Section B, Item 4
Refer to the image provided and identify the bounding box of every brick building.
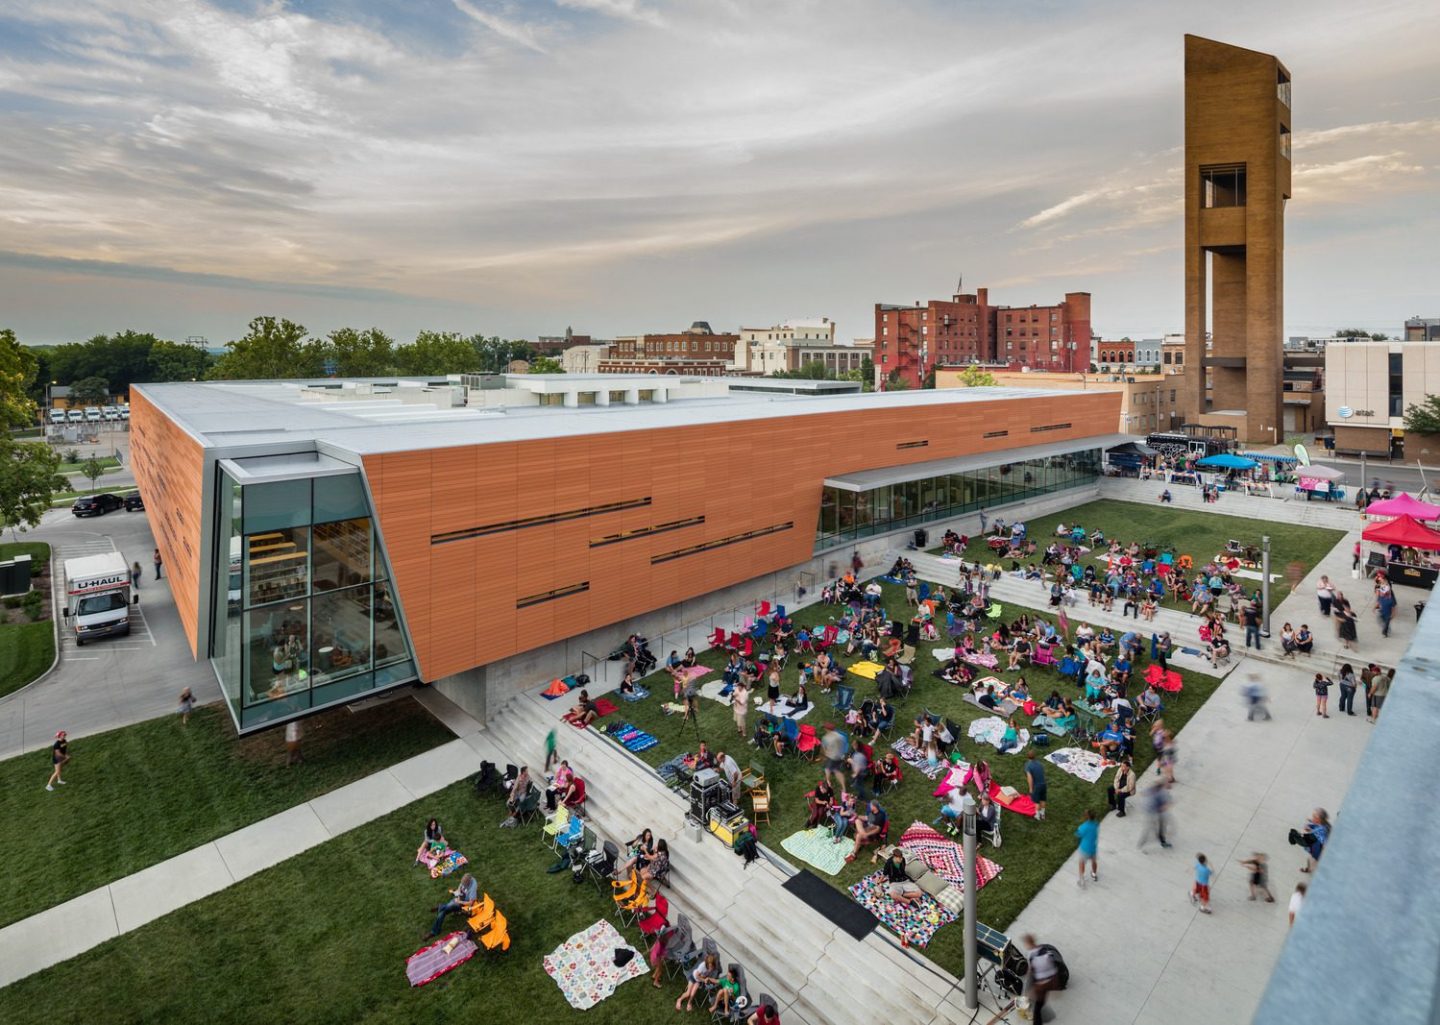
[610,321,742,367]
[873,286,1092,388]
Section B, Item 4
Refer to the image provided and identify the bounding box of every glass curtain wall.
[815,449,1101,550]
[210,468,417,730]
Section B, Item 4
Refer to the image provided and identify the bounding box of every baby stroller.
[631,638,657,675]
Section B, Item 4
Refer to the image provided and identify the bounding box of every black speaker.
[689,769,725,820]
[914,528,928,547]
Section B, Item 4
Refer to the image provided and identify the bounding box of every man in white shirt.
[717,750,741,805]
[1288,882,1306,927]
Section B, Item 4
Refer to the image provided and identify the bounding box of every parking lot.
[0,500,220,759]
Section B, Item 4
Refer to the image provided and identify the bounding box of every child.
[1239,852,1275,902]
[1191,853,1213,913]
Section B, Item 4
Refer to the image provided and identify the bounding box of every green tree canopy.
[394,331,483,375]
[527,355,564,374]
[0,329,39,428]
[320,327,397,377]
[473,337,537,374]
[1335,328,1388,341]
[148,340,215,382]
[70,376,111,406]
[841,358,875,392]
[772,361,835,380]
[957,363,998,387]
[0,438,64,540]
[1403,396,1440,434]
[209,317,321,380]
[47,330,157,392]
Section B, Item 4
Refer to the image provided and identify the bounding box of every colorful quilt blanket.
[543,919,647,1010]
[406,931,477,987]
[1045,747,1111,784]
[780,827,850,876]
[962,651,999,669]
[848,870,957,948]
[891,738,944,779]
[967,716,1030,753]
[417,845,469,879]
[601,722,659,753]
[898,822,1002,891]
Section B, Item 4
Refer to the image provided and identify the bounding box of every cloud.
[449,0,549,53]
[1293,152,1428,202]
[555,0,663,27]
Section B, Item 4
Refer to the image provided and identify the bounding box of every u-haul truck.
[62,552,135,645]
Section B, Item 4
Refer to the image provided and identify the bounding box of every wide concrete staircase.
[475,683,982,1025]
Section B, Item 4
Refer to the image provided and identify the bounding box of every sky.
[0,0,1437,347]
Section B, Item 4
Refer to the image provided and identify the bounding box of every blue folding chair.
[832,685,855,713]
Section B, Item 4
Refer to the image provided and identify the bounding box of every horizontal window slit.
[432,497,651,544]
[590,516,705,548]
[516,581,590,609]
[651,523,793,565]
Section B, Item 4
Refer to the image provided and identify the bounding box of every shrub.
[21,589,43,621]
[62,448,79,464]
[2,594,21,609]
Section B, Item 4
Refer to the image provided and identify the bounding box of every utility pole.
[1261,535,1272,637]
[962,793,978,1009]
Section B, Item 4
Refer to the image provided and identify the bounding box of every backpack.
[1036,944,1069,990]
[733,825,759,867]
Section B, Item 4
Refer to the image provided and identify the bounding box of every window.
[1389,352,1404,418]
[1280,125,1291,159]
[1201,164,1247,208]
[1277,70,1291,108]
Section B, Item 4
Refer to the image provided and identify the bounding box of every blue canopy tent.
[1195,453,1259,471]
[1240,452,1298,465]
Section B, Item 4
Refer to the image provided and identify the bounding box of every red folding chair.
[637,893,670,939]
[756,601,772,618]
[708,627,727,648]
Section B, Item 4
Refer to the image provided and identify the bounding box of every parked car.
[102,406,120,421]
[119,408,131,420]
[123,492,144,511]
[66,409,84,423]
[84,407,102,422]
[72,493,124,517]
[47,409,65,423]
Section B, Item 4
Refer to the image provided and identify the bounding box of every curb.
[0,544,64,717]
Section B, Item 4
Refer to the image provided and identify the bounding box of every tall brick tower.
[1182,35,1291,444]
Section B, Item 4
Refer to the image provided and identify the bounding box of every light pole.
[1260,534,1272,637]
[962,793,978,1009]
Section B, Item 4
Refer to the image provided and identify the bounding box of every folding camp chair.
[589,840,619,892]
[780,717,801,751]
[514,786,541,825]
[742,762,766,792]
[708,627,727,648]
[480,911,510,952]
[832,685,855,713]
[616,880,650,927]
[796,723,820,761]
[542,805,570,847]
[550,815,584,853]
[756,601,772,618]
[751,619,769,642]
[464,893,495,934]
[664,915,699,978]
[638,893,671,940]
[751,784,772,825]
[714,964,751,1023]
[612,869,640,907]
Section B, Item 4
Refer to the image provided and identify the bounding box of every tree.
[209,317,322,380]
[884,370,912,391]
[0,328,39,428]
[1403,395,1440,434]
[922,366,937,389]
[527,356,564,374]
[148,340,214,382]
[320,327,397,377]
[48,330,158,392]
[473,336,537,374]
[841,358,876,392]
[772,361,835,380]
[957,363,998,387]
[70,376,110,406]
[80,456,106,493]
[1336,328,1388,341]
[0,438,64,540]
[394,331,483,375]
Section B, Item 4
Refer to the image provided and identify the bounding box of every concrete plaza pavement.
[0,501,218,759]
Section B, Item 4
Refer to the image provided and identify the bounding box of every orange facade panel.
[366,392,1120,682]
[130,388,206,656]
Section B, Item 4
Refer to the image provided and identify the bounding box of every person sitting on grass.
[677,952,721,1012]
[974,682,1002,710]
[806,778,835,828]
[1139,684,1163,718]
[872,751,901,790]
[1008,676,1032,705]
[867,697,895,743]
[882,849,924,906]
[786,679,809,710]
[568,689,600,727]
[997,715,1021,754]
[415,817,446,863]
[962,758,993,798]
[428,872,477,936]
[830,790,857,841]
[845,800,888,862]
[709,964,743,1017]
[935,785,968,831]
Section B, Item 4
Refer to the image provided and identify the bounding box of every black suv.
[73,493,123,517]
[124,492,145,512]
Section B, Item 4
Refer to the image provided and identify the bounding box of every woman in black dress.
[1333,597,1358,651]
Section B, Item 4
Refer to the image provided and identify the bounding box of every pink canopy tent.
[1364,493,1440,521]
[1361,514,1440,551]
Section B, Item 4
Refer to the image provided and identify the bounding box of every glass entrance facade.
[210,468,416,730]
[815,448,1101,550]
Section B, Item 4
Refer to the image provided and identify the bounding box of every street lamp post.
[1261,534,1272,637]
[962,793,978,1010]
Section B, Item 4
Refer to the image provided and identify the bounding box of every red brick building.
[610,321,742,366]
[874,287,1092,387]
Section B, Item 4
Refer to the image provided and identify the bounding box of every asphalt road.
[0,499,220,759]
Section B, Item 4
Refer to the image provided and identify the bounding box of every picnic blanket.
[656,754,690,785]
[848,661,885,680]
[899,822,1002,890]
[697,678,738,707]
[963,651,999,669]
[780,827,850,876]
[931,648,955,661]
[849,870,957,948]
[543,919,647,1010]
[407,931,478,986]
[601,722,658,753]
[564,697,620,729]
[755,697,814,721]
[967,716,1030,753]
[988,782,1037,817]
[677,665,711,683]
[417,844,469,879]
[962,691,1019,717]
[1044,747,1111,783]
[931,760,973,797]
[891,738,945,779]
[619,686,650,703]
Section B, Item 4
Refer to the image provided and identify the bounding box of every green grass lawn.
[57,455,121,475]
[0,621,56,699]
[0,697,453,928]
[0,540,51,572]
[0,781,673,1025]
[599,581,1221,973]
[938,499,1344,610]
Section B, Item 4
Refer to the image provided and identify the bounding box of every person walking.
[1336,664,1358,716]
[1333,597,1358,651]
[1312,673,1333,718]
[177,687,195,725]
[285,718,304,765]
[1376,583,1397,638]
[544,727,558,772]
[1239,852,1275,902]
[1242,601,1262,650]
[153,548,163,580]
[1138,782,1172,850]
[1075,809,1099,887]
[820,726,848,798]
[1024,749,1048,821]
[1288,882,1307,927]
[1190,853,1213,914]
[1107,756,1136,816]
[130,560,142,591]
[45,730,70,791]
[1315,576,1334,618]
[1369,666,1393,723]
[1021,935,1060,1022]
